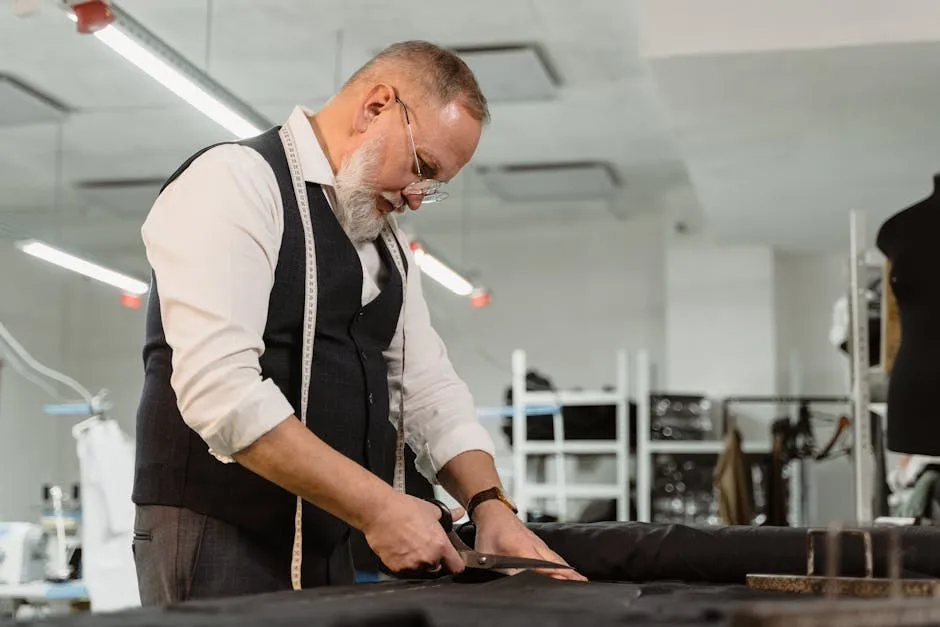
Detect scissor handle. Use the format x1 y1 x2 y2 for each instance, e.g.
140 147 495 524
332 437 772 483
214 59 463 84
425 498 454 533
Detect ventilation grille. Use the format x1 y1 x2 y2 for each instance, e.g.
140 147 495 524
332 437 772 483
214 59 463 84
74 178 166 215
477 162 621 201
0 74 69 127
453 44 559 102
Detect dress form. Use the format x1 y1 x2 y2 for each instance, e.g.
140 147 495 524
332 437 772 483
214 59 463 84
875 174 940 455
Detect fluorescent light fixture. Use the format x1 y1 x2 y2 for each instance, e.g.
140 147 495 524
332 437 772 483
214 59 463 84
66 10 264 139
16 239 149 295
410 245 474 297
43 403 93 416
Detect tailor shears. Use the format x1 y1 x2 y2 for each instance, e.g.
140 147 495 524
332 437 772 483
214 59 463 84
425 498 573 572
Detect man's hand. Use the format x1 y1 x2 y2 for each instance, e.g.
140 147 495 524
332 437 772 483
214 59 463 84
361 492 466 575
472 501 588 582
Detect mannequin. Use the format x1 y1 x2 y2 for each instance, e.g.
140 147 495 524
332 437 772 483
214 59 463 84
875 173 940 455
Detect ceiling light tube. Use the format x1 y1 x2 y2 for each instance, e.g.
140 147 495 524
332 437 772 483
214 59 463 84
409 242 475 297
16 239 149 295
65 5 268 139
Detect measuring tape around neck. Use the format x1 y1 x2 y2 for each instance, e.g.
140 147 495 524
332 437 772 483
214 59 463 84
279 125 409 590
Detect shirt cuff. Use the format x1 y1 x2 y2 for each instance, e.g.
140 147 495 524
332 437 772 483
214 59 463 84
198 378 296 463
414 420 497 484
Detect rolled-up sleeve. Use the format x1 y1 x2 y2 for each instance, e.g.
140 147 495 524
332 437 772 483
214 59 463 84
384 230 496 482
141 145 295 461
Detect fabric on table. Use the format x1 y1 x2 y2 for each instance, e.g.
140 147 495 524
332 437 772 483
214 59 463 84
12 521 940 627
456 521 940 583
14 572 791 627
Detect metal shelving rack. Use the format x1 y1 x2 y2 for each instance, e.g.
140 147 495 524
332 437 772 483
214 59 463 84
633 351 776 523
510 349 631 522
848 209 877 525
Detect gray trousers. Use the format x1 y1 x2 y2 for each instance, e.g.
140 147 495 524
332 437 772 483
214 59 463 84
132 505 354 605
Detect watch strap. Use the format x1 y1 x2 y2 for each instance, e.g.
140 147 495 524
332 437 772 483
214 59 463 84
467 487 517 521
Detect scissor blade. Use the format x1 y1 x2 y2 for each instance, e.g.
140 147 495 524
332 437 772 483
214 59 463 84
460 550 573 571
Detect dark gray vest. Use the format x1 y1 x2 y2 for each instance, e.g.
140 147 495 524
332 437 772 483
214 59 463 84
132 127 407 561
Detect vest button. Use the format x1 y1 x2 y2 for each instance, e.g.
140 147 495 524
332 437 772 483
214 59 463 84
368 393 375 406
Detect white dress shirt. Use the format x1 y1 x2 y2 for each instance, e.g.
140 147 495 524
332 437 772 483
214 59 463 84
141 105 494 482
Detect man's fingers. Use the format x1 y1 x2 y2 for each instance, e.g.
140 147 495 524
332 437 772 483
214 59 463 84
536 546 587 581
440 539 465 574
449 506 466 521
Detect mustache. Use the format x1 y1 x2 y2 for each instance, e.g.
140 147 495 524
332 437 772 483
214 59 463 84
382 192 406 213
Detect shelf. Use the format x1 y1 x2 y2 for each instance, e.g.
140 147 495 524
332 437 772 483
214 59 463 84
521 441 623 455
647 440 771 455
525 484 625 499
522 390 624 406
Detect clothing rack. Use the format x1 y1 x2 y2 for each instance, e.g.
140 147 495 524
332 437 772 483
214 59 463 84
720 395 851 433
510 349 631 522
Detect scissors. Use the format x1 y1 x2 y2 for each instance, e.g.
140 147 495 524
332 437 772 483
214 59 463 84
425 498 573 573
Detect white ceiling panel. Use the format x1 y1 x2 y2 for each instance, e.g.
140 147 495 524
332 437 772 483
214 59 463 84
0 0 686 270
478 162 619 201
456 46 558 102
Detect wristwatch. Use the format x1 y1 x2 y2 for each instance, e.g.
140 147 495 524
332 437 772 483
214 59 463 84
467 487 518 521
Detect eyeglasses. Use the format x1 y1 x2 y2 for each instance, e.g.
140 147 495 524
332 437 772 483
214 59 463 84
396 96 449 204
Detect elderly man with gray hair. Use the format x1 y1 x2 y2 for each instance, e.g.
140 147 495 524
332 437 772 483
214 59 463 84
131 40 584 604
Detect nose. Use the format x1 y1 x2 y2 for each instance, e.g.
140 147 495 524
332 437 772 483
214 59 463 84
404 194 423 211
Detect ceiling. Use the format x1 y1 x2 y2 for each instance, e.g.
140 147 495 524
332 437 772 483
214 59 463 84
640 0 940 251
0 0 688 279
0 0 938 282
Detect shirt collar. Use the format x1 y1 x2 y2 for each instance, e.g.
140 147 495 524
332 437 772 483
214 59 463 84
285 105 335 187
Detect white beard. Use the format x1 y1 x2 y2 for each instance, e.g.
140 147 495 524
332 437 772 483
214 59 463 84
333 138 405 245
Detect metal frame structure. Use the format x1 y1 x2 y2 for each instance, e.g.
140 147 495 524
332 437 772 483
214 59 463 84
634 352 780 523
848 210 875 525
510 349 630 522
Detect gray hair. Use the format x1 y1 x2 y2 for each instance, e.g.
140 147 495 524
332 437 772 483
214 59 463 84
346 40 490 124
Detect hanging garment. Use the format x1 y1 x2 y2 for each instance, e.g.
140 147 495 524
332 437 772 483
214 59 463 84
713 429 754 525
75 418 141 612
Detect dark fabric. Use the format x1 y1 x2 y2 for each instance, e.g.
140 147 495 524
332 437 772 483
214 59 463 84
9 573 798 627
455 521 940 583
132 505 354 605
876 173 940 456
500 370 638 447
133 127 406 566
16 521 940 626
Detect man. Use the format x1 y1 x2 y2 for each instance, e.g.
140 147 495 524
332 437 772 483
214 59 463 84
131 40 584 605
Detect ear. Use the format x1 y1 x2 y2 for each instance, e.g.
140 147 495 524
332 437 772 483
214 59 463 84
352 83 397 134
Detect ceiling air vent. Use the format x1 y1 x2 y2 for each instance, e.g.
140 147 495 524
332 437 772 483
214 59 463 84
477 162 621 201
0 74 69 127
452 44 559 102
73 178 166 216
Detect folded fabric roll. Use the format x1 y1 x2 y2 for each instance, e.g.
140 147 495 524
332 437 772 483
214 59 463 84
457 521 940 583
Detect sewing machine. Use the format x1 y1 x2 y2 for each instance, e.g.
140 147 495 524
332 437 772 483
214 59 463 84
0 523 46 585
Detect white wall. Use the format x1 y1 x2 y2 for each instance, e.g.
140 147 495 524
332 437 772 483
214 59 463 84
0 245 69 521
773 251 856 526
419 214 666 440
664 235 778 441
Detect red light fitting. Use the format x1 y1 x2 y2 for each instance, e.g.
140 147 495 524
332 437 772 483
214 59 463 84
470 288 492 308
70 1 114 34
120 292 141 309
